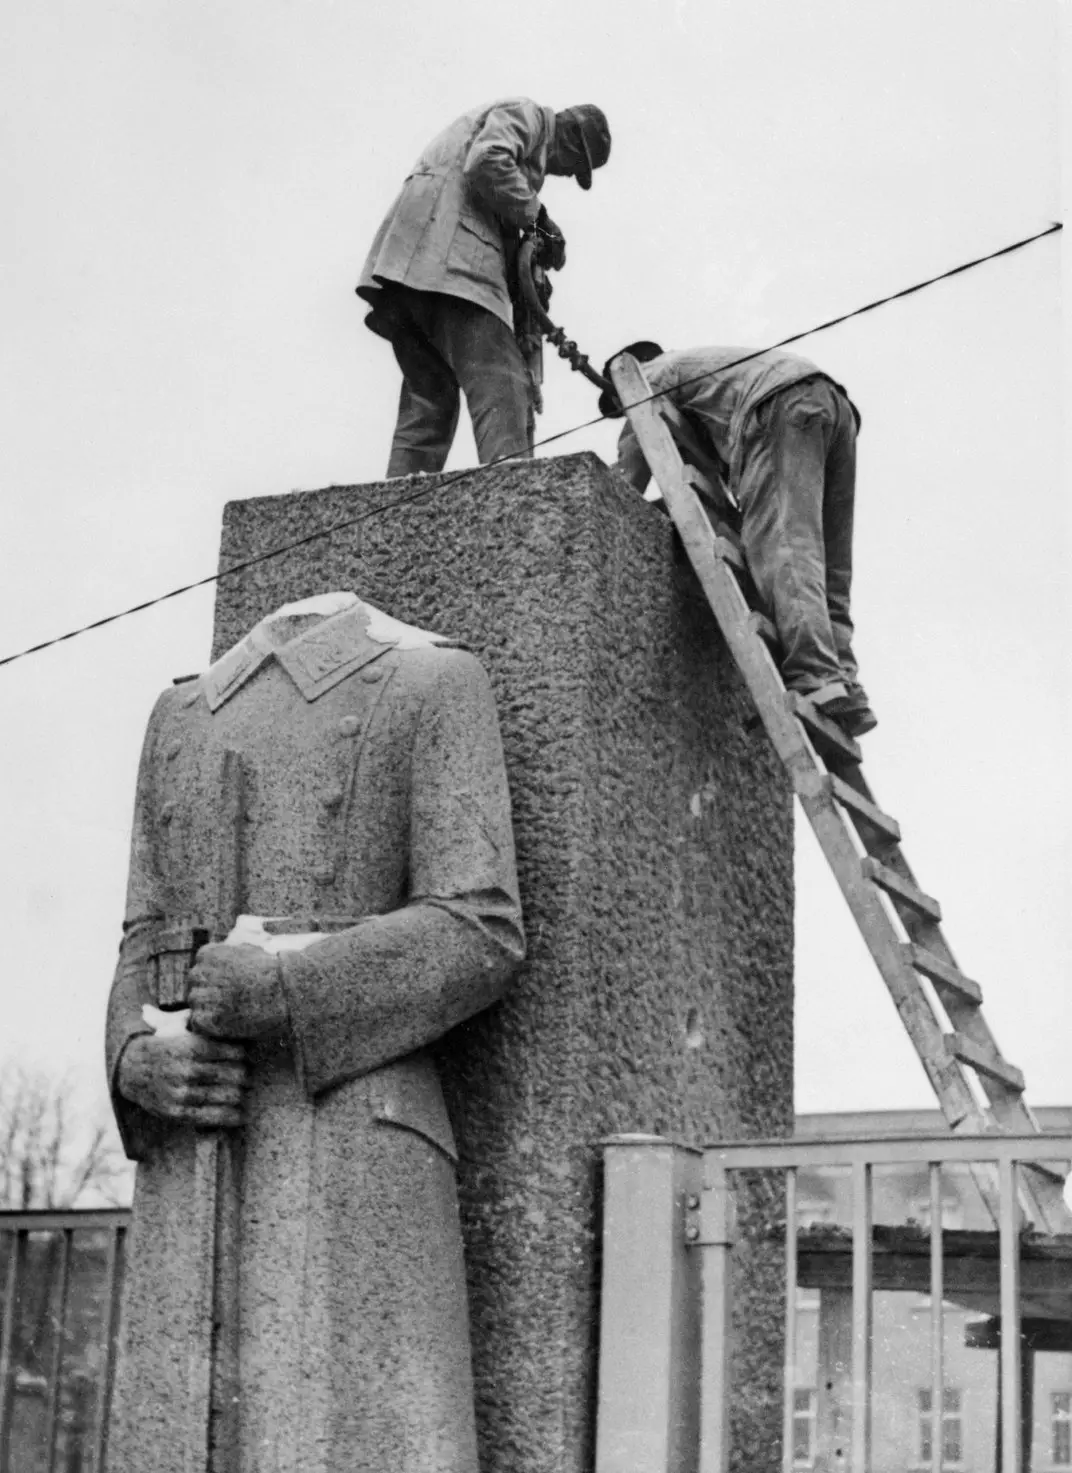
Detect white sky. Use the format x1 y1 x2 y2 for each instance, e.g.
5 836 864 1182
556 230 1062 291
1 0 1068 1128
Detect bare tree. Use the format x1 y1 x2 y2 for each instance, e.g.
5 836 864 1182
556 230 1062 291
0 1063 132 1209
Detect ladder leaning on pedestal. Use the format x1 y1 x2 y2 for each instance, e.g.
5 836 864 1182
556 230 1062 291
609 351 1070 1234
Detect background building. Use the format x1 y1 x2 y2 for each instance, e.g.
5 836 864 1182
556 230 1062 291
792 1109 1072 1473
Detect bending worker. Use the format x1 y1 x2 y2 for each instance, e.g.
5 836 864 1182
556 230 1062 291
603 342 876 737
358 98 611 477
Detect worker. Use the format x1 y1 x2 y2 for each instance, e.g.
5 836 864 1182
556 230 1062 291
358 99 611 477
602 342 876 737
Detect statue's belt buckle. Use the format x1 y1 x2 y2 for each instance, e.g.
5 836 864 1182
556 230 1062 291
147 921 213 1010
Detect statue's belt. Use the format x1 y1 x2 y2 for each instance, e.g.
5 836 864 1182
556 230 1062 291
136 916 362 1008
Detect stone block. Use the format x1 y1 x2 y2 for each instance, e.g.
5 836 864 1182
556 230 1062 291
214 451 794 1473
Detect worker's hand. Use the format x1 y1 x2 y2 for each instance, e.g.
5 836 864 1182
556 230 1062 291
187 943 290 1042
117 1031 250 1129
534 205 566 271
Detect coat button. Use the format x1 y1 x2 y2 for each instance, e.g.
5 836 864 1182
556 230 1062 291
313 866 335 885
160 803 176 825
337 715 360 738
320 788 344 810
361 666 384 684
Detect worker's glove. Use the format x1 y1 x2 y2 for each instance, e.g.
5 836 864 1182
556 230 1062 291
534 205 566 271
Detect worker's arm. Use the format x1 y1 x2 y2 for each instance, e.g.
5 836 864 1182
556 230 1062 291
463 100 550 229
612 421 653 494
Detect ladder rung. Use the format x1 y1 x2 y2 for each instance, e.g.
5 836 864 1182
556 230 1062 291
682 466 738 522
682 464 720 498
710 535 745 574
683 465 742 524
862 857 942 922
658 399 722 471
947 1033 1025 1093
789 692 863 766
904 943 982 1006
747 611 779 648
829 776 901 845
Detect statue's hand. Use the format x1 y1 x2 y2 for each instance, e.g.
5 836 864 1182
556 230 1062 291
118 1031 250 1128
187 943 290 1042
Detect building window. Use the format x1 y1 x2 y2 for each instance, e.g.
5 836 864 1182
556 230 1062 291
1053 1391 1072 1466
792 1388 817 1467
918 1387 963 1467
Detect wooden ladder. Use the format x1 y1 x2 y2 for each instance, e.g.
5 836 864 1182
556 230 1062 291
610 352 1070 1234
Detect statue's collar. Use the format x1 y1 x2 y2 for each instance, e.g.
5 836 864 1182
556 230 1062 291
202 596 450 711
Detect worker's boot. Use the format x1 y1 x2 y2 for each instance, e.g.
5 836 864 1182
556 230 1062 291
810 680 878 737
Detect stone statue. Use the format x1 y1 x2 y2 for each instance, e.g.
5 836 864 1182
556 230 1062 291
104 591 525 1473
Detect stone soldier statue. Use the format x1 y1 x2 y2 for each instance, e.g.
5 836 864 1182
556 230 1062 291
104 592 525 1472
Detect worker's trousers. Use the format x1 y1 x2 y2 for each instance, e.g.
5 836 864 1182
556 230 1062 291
736 376 860 694
383 288 534 476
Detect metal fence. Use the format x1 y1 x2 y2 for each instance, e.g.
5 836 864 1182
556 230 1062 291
0 1210 128 1473
595 1131 1072 1473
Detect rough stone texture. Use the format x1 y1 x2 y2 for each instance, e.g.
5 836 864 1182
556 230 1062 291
214 451 795 1473
106 603 525 1473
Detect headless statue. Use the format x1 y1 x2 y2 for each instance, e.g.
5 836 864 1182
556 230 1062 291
105 593 525 1472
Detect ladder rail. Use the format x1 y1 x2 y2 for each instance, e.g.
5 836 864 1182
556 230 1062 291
833 768 1047 1137
609 352 1071 1234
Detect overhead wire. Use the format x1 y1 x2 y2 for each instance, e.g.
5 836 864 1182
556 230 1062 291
0 220 1061 673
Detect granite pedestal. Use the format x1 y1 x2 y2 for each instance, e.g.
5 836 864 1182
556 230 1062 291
213 451 794 1473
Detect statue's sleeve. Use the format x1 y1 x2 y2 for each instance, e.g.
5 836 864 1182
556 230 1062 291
104 692 169 1160
279 649 526 1098
462 99 547 228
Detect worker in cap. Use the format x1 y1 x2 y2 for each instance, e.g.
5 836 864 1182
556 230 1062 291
602 341 876 737
358 100 611 477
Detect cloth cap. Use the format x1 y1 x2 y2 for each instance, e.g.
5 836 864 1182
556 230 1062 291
556 104 611 189
598 341 665 417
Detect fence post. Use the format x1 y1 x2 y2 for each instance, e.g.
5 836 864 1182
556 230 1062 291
0 1230 26 1471
596 1135 705 1473
696 1165 736 1473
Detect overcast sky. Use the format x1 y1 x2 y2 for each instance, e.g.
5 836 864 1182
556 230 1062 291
2 0 1068 1138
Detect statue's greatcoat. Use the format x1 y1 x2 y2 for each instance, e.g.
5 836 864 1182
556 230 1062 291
105 601 525 1473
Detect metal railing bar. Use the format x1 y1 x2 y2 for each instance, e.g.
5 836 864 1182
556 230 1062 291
46 1228 73 1473
999 1158 1022 1473
782 1167 797 1473
0 1230 26 1473
851 1160 872 1473
0 1210 128 1232
90 1225 125 1473
705 1134 1072 1172
929 1164 943 1473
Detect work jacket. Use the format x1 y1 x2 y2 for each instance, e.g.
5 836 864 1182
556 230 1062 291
615 347 861 495
105 599 525 1473
358 97 556 332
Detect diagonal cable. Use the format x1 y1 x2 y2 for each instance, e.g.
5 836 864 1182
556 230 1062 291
0 219 1061 672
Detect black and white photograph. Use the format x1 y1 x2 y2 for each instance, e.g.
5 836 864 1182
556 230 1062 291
1 3 1069 1470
